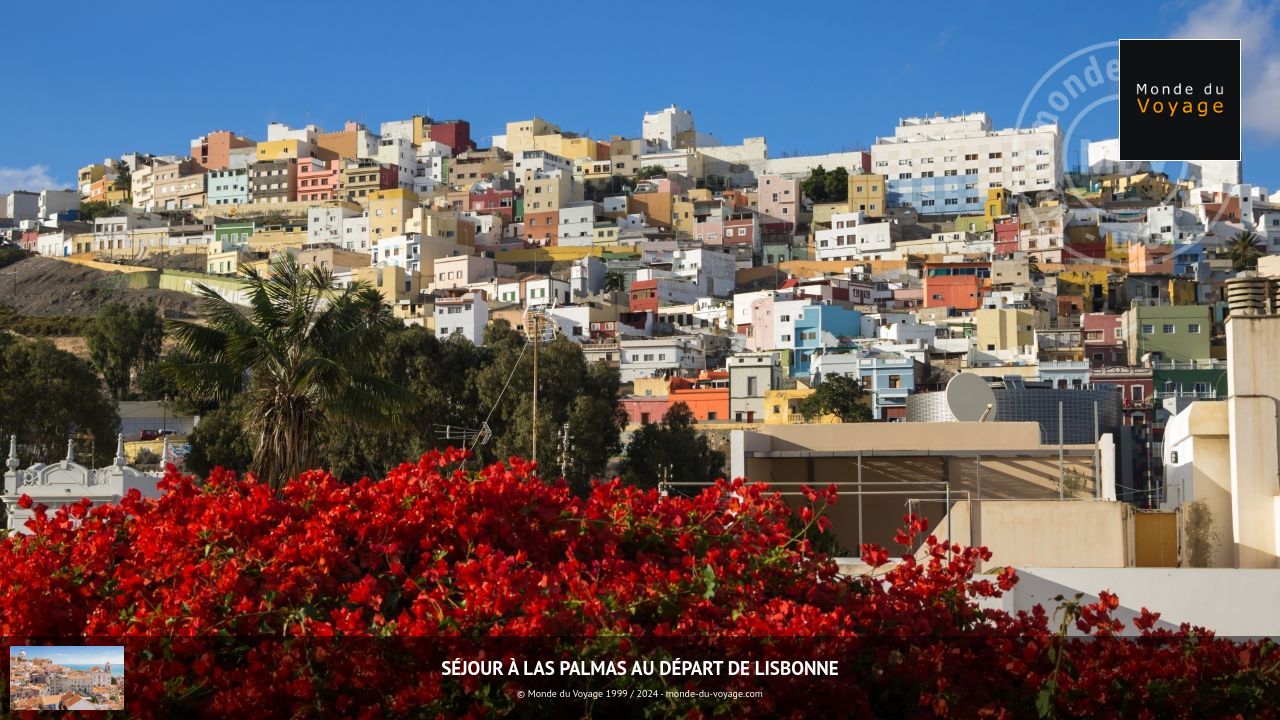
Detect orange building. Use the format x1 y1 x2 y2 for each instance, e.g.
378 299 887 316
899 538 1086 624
1128 242 1176 274
191 130 255 170
922 261 989 310
524 210 559 245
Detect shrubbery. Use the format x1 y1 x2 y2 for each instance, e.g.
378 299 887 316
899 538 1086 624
1 452 1277 718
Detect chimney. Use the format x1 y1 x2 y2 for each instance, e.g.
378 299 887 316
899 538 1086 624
1224 273 1276 317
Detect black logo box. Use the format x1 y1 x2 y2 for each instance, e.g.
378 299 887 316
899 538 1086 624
1119 38 1241 161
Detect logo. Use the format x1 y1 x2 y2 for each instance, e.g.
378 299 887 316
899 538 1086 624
1120 39 1241 161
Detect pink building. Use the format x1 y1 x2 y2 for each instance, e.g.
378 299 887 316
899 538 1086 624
297 159 339 202
745 296 776 351
757 174 801 232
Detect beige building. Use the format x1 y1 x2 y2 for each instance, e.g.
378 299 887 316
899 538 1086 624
368 188 418 241
448 148 509 191
522 169 582 214
151 159 206 210
503 117 562 156
974 308 1044 353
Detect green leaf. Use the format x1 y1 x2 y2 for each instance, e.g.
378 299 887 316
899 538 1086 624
1036 687 1053 718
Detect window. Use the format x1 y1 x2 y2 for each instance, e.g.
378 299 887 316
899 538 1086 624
944 198 958 205
898 173 911 180
1194 382 1211 395
1132 386 1144 402
988 152 1002 159
1162 324 1175 334
989 167 1002 174
965 167 978 175
1114 327 1124 339
888 375 901 388
920 171 934 178
964 154 978 161
1188 323 1202 333
707 412 717 421
944 169 957 176
1141 324 1154 334
921 199 935 207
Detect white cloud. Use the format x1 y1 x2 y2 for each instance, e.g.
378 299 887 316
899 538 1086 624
1172 0 1280 139
0 164 66 194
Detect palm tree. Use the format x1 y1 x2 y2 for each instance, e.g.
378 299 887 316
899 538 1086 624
1227 230 1265 271
165 254 409 488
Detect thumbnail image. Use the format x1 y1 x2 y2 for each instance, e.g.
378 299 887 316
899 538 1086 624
8 646 125 711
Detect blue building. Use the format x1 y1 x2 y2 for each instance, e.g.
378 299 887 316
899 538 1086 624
792 304 863 377
810 350 918 420
885 173 983 214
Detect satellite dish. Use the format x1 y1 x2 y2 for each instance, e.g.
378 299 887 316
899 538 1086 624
945 373 997 422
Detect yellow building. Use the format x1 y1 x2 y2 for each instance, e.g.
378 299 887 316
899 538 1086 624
368 188 419 241
1056 266 1110 296
354 264 424 306
256 139 312 162
846 173 886 217
78 163 109 196
593 223 620 245
974 308 1043 352
1099 172 1174 202
984 188 1012 220
248 223 308 254
763 385 840 425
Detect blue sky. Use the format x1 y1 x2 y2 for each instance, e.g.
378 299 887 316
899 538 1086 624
2 0 1278 193
10 645 124 666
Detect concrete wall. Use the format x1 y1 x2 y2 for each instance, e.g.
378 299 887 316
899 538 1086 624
932 499 1136 568
992 567 1280 636
1226 314 1280 567
1162 401 1234 567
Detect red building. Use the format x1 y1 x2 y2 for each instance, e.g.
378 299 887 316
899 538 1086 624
922 261 989 311
429 120 472 156
191 130 255 170
1082 313 1126 367
470 188 516 220
993 216 1019 255
629 279 659 313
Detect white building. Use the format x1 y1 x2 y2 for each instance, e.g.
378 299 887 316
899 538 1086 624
4 191 38 222
557 201 597 246
374 234 425 272
728 351 783 423
1 435 161 534
38 189 79 219
341 212 371 253
871 113 1061 215
432 254 498 291
671 247 736 298
642 105 697 151
1085 139 1150 176
308 204 361 246
814 215 899 261
434 292 489 344
619 335 707 382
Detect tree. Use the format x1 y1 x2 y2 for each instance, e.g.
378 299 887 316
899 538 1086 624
801 165 850 204
635 165 668 181
112 160 132 192
620 402 724 490
184 399 255 477
165 254 409 488
77 201 119 223
0 333 119 465
318 326 484 482
472 321 624 493
797 374 873 423
85 302 165 400
1227 230 1265 271
603 271 626 294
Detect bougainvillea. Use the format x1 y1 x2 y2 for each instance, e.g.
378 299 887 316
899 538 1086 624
0 449 1277 718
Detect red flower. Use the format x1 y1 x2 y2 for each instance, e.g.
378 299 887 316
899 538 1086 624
16 493 32 509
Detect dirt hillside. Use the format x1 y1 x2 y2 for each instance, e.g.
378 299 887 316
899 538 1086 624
1 257 203 318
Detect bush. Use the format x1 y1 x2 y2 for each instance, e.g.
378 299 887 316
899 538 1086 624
0 452 1276 718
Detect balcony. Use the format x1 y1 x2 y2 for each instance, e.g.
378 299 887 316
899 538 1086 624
1151 359 1225 371
1153 388 1219 400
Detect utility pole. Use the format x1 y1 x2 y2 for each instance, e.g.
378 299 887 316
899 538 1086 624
530 309 541 467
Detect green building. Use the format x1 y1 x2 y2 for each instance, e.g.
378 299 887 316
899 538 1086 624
213 221 255 248
1123 305 1212 365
